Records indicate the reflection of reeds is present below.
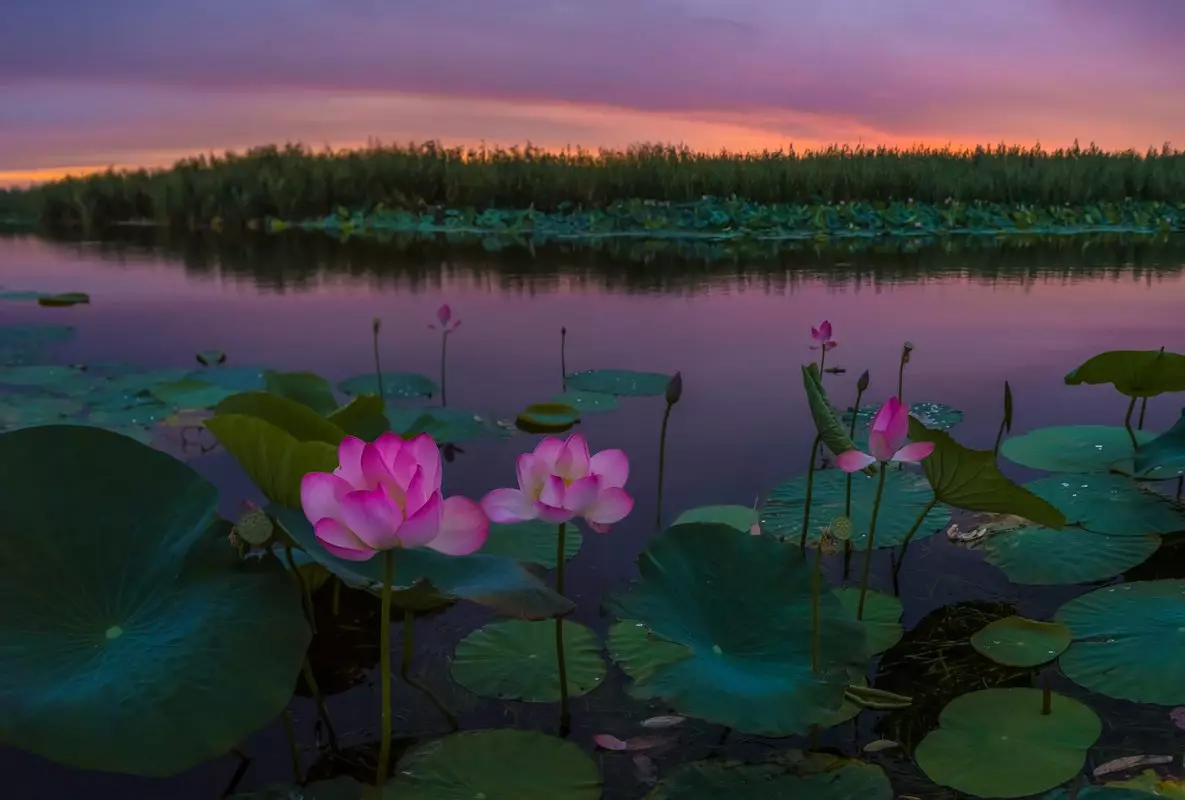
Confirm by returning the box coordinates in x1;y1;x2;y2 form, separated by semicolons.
10;141;1185;229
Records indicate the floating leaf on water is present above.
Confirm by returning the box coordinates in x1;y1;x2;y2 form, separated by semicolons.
387;406;509;444
0;364;84;387
980;523;1160;585
1093;755;1173;778
0;323;74;362
516;402;580;433
271;505;574;620
479;519;583;568
761;469;951;549
182;365;266;392
1065;349;1185;397
1102;769;1185;797
262;369;338;415
205;414;338;508
1134;408;1185;478
215;392;346;445
386;729;603;799
1025;474;1185;536
337;371;438;399
672;505;759;534
36;292;90;307
0;394;83;429
1001;425;1155;474
908;418;1067;527
862;739;900;753
564;369;672;397
594;733;628;751
606;523;867;736
552;390;620;413
915;687;1101;798
802;363;859;458
324;394;389;440
969;615;1072;667
1056;580;1185;705
833;588;903;657
643;754;893;800
150;378;237;410
451;619;607;702
641;715;685;729
0;426;311;776
842;684;912;709
194;349;226;366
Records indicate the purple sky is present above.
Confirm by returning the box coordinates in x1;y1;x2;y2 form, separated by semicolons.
2;0;1183;185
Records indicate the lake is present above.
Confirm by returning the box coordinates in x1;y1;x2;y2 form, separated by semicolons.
4;230;1185;799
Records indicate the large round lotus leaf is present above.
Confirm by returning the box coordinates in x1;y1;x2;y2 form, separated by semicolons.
1026;474;1185;536
643;753;892;800
761;469;950;549
451;619;606;702
183;365;267;391
262;370;338;415
150;378;238;409
1131;408;1185;479
0;364;84;387
564;368;672;397
338;371;438;399
606;523;867;736
0;425;312;776
0;394;83;429
386;406;508;443
552;390;619;413
386;729;602;799
1001;425;1155;473
271;505;574;620
673;505;759;533
1056;580;1185;705
845;401;964;450
980;525;1160;585
915;687;1101;798
970;616;1071;667
479;519;583;568
833;588;903;656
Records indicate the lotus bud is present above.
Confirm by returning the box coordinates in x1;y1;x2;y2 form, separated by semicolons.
857;370;870;393
665;371;683;406
901;341;914;365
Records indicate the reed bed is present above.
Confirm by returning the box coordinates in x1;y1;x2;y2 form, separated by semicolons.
7;141;1185;230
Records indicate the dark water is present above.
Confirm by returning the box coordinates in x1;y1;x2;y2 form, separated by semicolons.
4;231;1185;799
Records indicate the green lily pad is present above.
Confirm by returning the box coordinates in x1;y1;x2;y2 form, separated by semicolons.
761;469;951;549
451;619;606;702
388;730;602;799
833;588;902;656
643;753;892;799
564;369;672;397
1026;474;1185;536
516;402;580;433
606;523;867;736
672;505;759;533
205;414;338;508
1065;349;1185;397
0;290;47;301
908;419;1067;528
803;364;858;458
551;390;619;413
970;616;1072;667
229;776;366;799
0;394;84;428
182;365;267;392
980;525;1160;585
271;505;574;620
37;292;90;307
915;687;1101;798
1001;425;1155;474
1056;580;1185;705
215;392;346;445
263;370;339;415
1134;408;1185;477
479;519;583;568
0;364;84;387
0;425;312;776
325;394;390;440
338;372;438;399
387;406;508;444
0;324;75;361
150;378;238;409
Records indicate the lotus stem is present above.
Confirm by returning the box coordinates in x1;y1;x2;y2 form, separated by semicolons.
844;384;866;518
799;433;823;551
1123;395;1139;450
818;346;827;375
810;539;823;674
894;496;939;579
371;318;384;399
332;577;341;617
376;548;396;785
1177;476;1183;502
856;466;889;619
439;332;449;407
897;359;906;401
560;326;567;391
401;609;459;731
656;403;674;530
1138;397;1148;430
221;747;253;796
1041;673;1052;716
300;658;339;752
283;545;316;635
555;522;571;736
281;708;302;783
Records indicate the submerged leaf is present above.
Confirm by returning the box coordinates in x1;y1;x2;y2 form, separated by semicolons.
672;505;758;533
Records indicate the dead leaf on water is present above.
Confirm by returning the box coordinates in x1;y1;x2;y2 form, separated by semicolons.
632;754;658;786
1093;754;1173;777
641;715;685;729
863;739;901;753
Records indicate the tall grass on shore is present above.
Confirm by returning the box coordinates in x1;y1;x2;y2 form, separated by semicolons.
7;140;1185;230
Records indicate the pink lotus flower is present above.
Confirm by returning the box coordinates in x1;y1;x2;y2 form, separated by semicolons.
810;320;838;352
481;433;633;533
429;303;461;332
300;433;488;561
835;397;935;472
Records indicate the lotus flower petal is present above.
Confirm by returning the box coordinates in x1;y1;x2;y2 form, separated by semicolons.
836;449;877;473
532;437;566;473
428;496;489;555
563;475;602;514
481;487;537;523
590;449;629;489
314;518;373;560
819;320;832;341
585;487;634;528
555;434;591;481
871;397;909;453
300;472;351;524
395;491;444;547
335;436;369;489
339;487;406;550
437;304;452;327
890;441;935;463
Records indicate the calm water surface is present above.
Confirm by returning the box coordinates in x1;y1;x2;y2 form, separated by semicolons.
4;232;1185;798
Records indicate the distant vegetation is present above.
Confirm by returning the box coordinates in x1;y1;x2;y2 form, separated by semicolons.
4;141;1185;232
